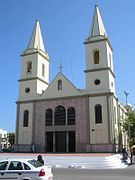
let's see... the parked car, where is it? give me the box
[1,147,13,152]
[0,149,3,153]
[0,158,53,180]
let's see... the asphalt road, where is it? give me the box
[52,167,135,180]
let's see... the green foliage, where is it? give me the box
[122,111,135,146]
[7,133,15,147]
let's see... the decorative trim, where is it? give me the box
[15,104,20,144]
[21,49,49,61]
[84,38,113,51]
[18,77,49,85]
[32,101,36,144]
[16,92,114,104]
[106,94,110,143]
[86,96,90,143]
[45,125,75,131]
[84,67,115,78]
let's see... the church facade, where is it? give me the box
[15,6,127,153]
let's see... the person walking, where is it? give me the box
[37,155,44,165]
[122,146,128,161]
[31,144,35,153]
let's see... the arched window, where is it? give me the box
[94,51,99,64]
[58,80,62,91]
[23,110,29,127]
[67,107,75,125]
[95,104,102,123]
[27,61,32,74]
[45,108,53,126]
[42,64,45,77]
[54,105,66,125]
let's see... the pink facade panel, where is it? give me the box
[34,97,89,152]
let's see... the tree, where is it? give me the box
[122,111,135,146]
[7,133,15,147]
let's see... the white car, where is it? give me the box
[0,158,53,180]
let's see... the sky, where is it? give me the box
[0,0,135,132]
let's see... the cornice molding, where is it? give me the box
[84,67,115,78]
[16,92,114,104]
[18,77,49,85]
[21,49,49,62]
[84,38,113,51]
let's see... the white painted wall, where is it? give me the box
[41,73,80,99]
[89,96,109,144]
[20,53,49,83]
[85,41,112,70]
[18,103,33,144]
[85,39,115,94]
[37,54,49,83]
[86,70,115,93]
[19,51,49,100]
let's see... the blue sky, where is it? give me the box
[0,0,135,132]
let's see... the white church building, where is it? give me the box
[15,6,127,153]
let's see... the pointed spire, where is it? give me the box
[89,5,107,38]
[27,20,45,52]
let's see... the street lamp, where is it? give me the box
[124,91,129,104]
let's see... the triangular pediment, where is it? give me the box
[41,72,81,99]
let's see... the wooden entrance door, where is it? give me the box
[55,131,66,152]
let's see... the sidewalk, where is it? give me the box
[0,153,130,169]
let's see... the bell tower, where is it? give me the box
[18,20,49,101]
[84,5,115,94]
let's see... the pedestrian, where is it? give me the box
[37,155,44,165]
[121,146,128,161]
[130,147,133,164]
[31,144,35,153]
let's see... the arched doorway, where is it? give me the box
[46,131,76,153]
[45,105,76,152]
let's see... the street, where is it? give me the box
[52,168,135,180]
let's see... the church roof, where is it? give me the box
[41,72,81,99]
[89,5,107,38]
[27,20,45,52]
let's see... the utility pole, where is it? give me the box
[124,91,129,104]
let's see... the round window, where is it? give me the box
[94,79,100,85]
[25,87,30,93]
